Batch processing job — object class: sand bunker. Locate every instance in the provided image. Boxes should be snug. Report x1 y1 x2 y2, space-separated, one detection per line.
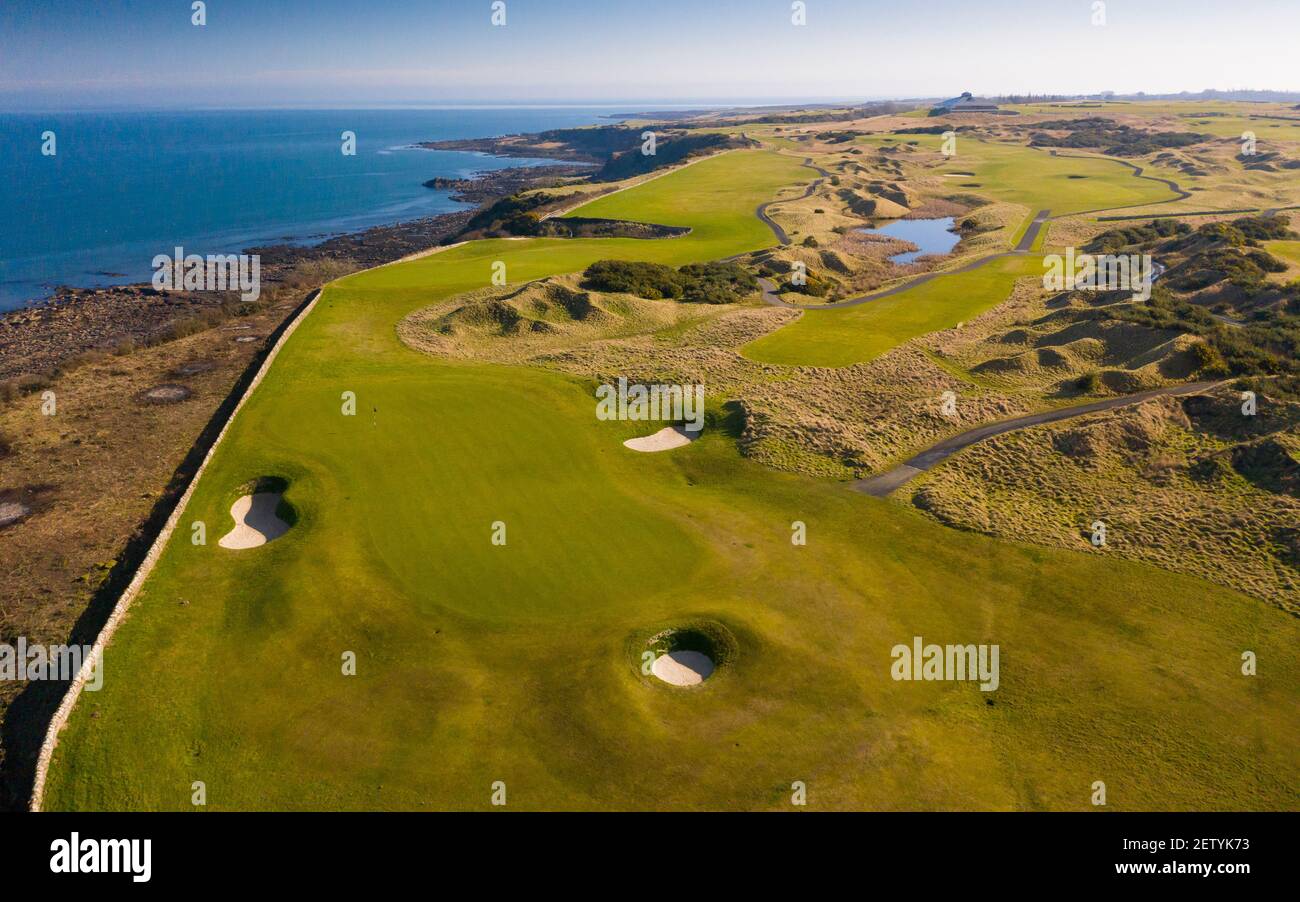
233 335 260 344
651 650 715 686
218 493 290 549
623 425 700 452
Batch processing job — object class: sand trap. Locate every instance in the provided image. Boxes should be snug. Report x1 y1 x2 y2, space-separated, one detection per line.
651 650 715 686
218 493 290 549
943 172 975 178
623 425 700 452
233 335 261 343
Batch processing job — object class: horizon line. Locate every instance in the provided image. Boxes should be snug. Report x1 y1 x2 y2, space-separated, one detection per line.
3 87 1299 116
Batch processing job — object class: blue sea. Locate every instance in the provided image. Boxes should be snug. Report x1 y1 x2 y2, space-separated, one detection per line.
0 108 614 311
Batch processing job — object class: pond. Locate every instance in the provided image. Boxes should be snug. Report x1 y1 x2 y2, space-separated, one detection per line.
857 217 960 265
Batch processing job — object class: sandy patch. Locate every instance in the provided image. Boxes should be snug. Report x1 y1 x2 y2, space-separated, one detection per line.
171 360 216 377
623 425 700 452
218 493 290 549
142 384 193 404
651 650 715 686
0 501 31 528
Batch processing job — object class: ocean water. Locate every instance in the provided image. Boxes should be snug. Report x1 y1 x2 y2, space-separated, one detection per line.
0 108 610 311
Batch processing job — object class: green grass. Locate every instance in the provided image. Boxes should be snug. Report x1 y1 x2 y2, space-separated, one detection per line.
559 149 801 258
742 254 1044 368
43 150 1299 812
1265 239 1300 276
869 136 1180 216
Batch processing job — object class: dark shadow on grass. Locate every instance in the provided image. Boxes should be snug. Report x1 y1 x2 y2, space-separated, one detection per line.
716 400 748 441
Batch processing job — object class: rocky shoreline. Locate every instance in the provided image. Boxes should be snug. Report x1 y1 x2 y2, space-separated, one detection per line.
0 162 580 383
422 162 591 202
417 135 601 164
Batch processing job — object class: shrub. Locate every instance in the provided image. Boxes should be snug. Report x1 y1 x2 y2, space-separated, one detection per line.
583 259 756 304
581 260 684 298
159 316 207 342
678 261 757 304
1234 215 1299 242
0 374 53 404
1085 218 1191 254
1191 341 1231 377
784 273 832 297
1027 118 1209 156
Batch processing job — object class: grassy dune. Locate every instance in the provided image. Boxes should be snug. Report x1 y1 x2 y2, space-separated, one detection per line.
44 149 1299 811
1009 101 1300 142
740 138 1183 368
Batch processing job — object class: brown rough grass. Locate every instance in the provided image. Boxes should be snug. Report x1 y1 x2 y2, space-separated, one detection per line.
905 390 1300 612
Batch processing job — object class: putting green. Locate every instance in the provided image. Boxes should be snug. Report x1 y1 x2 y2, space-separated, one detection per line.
43 150 1299 811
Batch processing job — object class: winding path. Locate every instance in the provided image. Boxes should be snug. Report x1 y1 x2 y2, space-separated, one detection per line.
758 208 1051 311
754 144 1202 312
854 380 1225 497
1047 150 1192 216
753 157 833 244
755 150 1197 311
745 151 1247 499
742 144 1256 501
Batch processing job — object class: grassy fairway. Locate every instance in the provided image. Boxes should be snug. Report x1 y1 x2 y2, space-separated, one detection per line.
43 151 1299 811
559 150 799 253
943 142 1175 215
742 255 1044 367
868 136 1179 215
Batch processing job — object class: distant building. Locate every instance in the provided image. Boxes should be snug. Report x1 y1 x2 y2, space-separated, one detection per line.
931 92 1001 115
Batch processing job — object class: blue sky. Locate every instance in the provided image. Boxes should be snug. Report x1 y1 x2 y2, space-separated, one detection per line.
2 0 1296 109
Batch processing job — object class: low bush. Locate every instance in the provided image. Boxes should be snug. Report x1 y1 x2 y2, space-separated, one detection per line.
582 259 757 304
